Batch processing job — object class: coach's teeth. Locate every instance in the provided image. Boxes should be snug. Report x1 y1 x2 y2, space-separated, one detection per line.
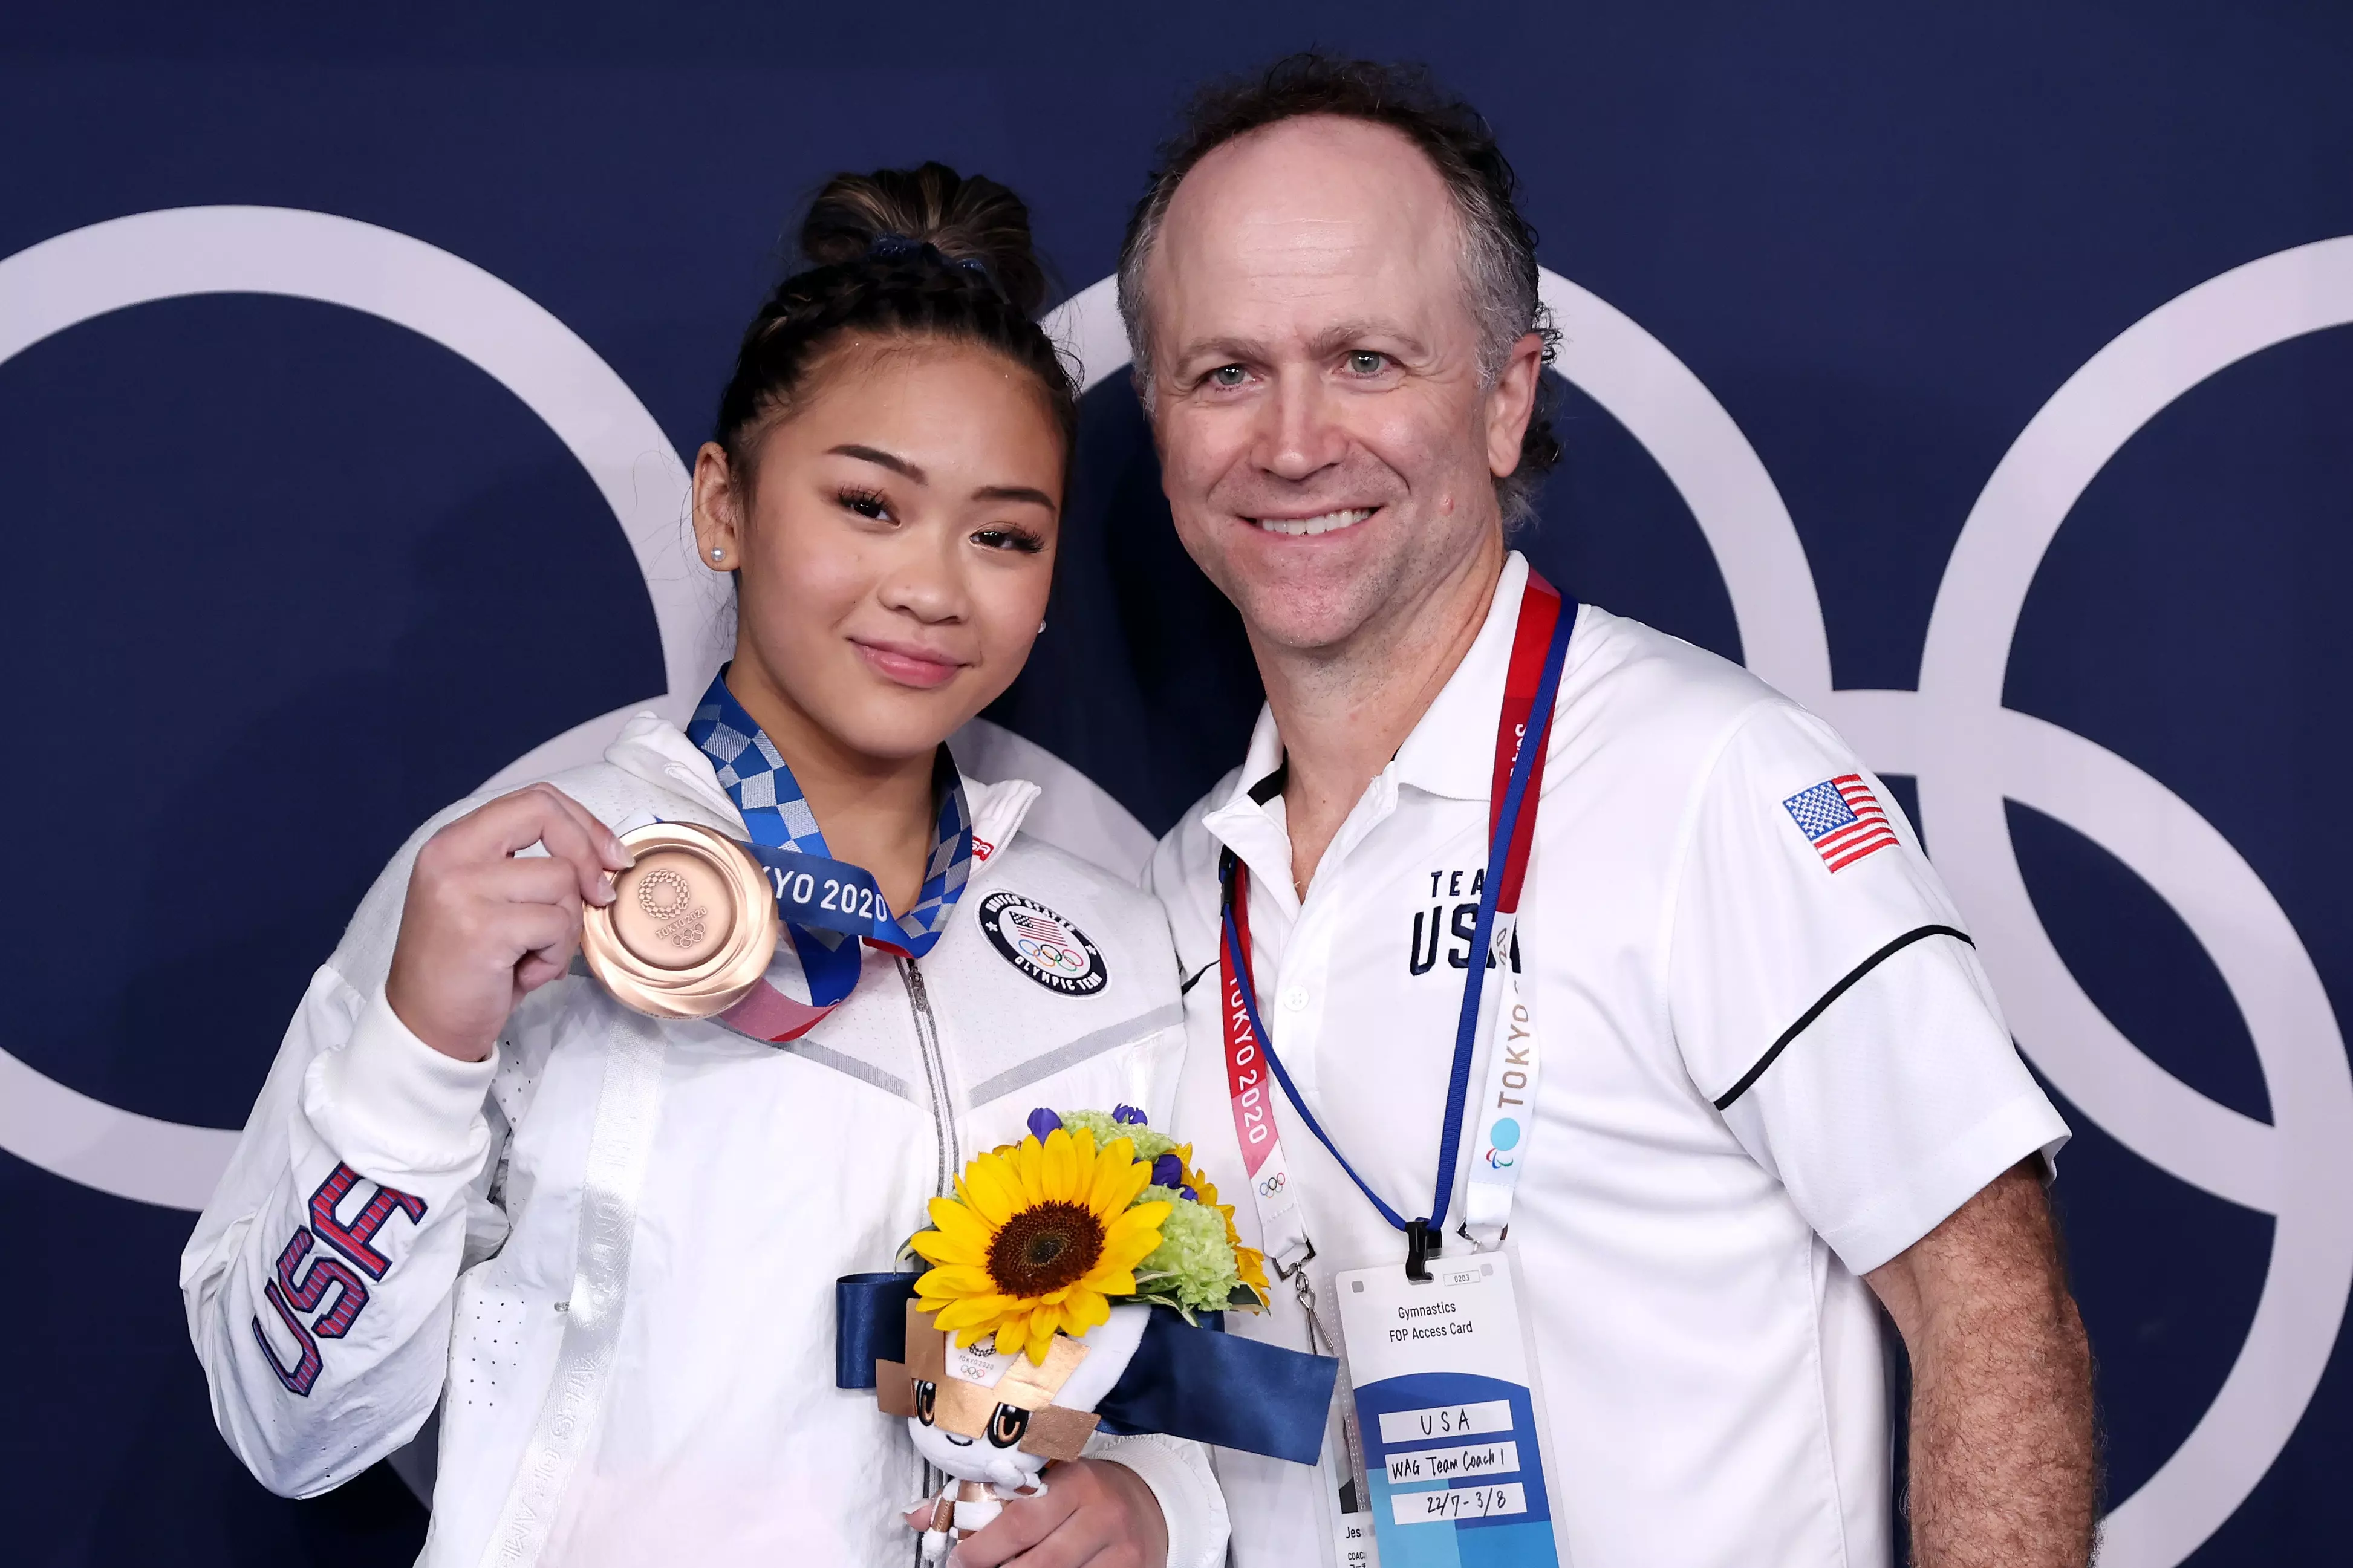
1253 508 1374 536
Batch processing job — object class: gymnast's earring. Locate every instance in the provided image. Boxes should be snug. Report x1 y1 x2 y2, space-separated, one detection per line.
711 547 725 560
1037 622 1046 634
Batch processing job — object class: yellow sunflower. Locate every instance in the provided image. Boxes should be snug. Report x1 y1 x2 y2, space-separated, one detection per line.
911 1126 1172 1363
1170 1143 1271 1307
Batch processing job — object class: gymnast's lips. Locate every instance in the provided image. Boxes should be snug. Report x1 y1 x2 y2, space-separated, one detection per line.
853 637 969 689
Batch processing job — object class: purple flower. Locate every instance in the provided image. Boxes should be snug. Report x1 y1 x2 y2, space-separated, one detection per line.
1112 1104 1148 1125
1026 1107 1063 1140
1180 1185 1199 1202
1152 1153 1186 1189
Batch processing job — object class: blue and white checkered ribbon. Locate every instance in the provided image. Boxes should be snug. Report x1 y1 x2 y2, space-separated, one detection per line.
686 671 974 1015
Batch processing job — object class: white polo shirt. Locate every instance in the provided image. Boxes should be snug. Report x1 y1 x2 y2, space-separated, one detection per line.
1147 553 2068 1568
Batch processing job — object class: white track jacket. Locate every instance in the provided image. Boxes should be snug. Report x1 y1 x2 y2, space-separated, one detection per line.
181 714 1225 1567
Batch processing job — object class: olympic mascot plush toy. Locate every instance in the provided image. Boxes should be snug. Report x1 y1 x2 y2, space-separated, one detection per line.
881 1298 1151 1558
837 1107 1338 1562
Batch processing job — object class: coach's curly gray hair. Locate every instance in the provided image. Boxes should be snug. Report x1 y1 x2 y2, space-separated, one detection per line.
1116 53 1562 527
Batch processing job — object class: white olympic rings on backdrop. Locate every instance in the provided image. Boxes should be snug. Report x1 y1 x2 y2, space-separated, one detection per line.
1901 240 2353 1566
0 207 718 1208
1 210 2346 1564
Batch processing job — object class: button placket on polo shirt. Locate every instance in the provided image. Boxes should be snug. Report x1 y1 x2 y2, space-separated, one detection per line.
1277 765 1400 1108
1264 905 1335 1103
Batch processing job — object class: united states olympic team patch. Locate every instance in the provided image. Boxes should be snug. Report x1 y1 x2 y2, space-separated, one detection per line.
978 891 1108 995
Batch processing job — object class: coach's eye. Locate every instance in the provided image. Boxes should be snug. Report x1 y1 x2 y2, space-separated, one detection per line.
1347 350 1388 376
986 1402 1031 1448
914 1380 937 1425
1210 365 1247 388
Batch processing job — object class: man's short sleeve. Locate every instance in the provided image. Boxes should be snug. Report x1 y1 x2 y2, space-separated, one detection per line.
1668 701 2068 1274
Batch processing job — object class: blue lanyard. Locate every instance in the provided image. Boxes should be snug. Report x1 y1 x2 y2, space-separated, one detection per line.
1219 589 1574 1279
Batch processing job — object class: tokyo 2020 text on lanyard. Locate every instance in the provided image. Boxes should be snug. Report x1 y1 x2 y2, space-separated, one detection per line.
1219 575 1575 1287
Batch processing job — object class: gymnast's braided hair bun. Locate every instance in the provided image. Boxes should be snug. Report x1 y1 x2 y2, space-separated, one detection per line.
715 163 1076 473
799 164 1052 317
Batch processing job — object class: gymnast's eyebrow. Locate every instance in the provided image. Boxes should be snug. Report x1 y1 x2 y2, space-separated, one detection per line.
972 484 1056 509
830 443 926 483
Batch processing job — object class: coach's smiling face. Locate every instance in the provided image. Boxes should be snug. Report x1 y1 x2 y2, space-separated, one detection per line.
1137 113 1541 661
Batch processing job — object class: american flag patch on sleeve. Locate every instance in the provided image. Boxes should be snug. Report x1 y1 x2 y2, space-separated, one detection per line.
1782 774 1899 872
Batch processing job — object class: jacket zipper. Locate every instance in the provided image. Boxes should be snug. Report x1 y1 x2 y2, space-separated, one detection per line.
897 956 960 1198
899 952 958 1563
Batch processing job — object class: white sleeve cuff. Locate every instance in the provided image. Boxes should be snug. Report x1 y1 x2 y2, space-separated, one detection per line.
1826 1091 2072 1274
302 988 498 1180
1085 1430 1230 1568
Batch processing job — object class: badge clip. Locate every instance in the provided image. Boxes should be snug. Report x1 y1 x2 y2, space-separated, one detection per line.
1405 1218 1440 1282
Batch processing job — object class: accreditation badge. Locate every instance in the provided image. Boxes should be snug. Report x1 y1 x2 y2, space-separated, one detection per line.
1333 1252 1562 1567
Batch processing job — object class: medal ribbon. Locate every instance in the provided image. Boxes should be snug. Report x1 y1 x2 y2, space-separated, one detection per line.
1219 574 1574 1277
686 670 974 1041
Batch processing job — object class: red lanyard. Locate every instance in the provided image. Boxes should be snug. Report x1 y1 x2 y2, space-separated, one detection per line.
1219 572 1573 1279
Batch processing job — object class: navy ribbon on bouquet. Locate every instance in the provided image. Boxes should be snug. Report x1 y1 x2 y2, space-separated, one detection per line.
835 1273 1338 1466
686 670 975 1040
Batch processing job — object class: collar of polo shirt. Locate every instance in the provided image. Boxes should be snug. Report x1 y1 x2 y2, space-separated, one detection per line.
1206 555 1542 894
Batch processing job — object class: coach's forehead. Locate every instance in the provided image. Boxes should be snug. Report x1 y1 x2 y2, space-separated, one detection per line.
1150 114 1466 346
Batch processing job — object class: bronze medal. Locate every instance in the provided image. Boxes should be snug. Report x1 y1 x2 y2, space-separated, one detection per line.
580 821 778 1018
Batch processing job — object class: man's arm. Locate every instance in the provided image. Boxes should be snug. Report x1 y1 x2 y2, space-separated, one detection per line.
1864 1159 2098 1567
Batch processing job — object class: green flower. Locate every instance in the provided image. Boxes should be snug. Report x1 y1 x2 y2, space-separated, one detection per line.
1063 1108 1179 1164
1132 1185 1243 1316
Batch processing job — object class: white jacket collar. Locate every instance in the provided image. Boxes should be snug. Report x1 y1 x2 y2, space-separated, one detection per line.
599 711 1043 856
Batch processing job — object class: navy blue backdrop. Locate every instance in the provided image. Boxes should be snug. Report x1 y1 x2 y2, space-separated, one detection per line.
3 4 2349 1564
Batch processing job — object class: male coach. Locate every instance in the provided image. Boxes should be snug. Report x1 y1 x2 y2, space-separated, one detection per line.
1124 56 2097 1568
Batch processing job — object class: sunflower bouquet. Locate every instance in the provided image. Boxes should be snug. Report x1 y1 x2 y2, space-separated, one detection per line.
842 1107 1333 1553
908 1105 1272 1365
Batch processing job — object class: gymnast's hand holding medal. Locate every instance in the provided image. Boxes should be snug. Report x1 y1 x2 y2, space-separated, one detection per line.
385 658 980 1065
383 783 639 1065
